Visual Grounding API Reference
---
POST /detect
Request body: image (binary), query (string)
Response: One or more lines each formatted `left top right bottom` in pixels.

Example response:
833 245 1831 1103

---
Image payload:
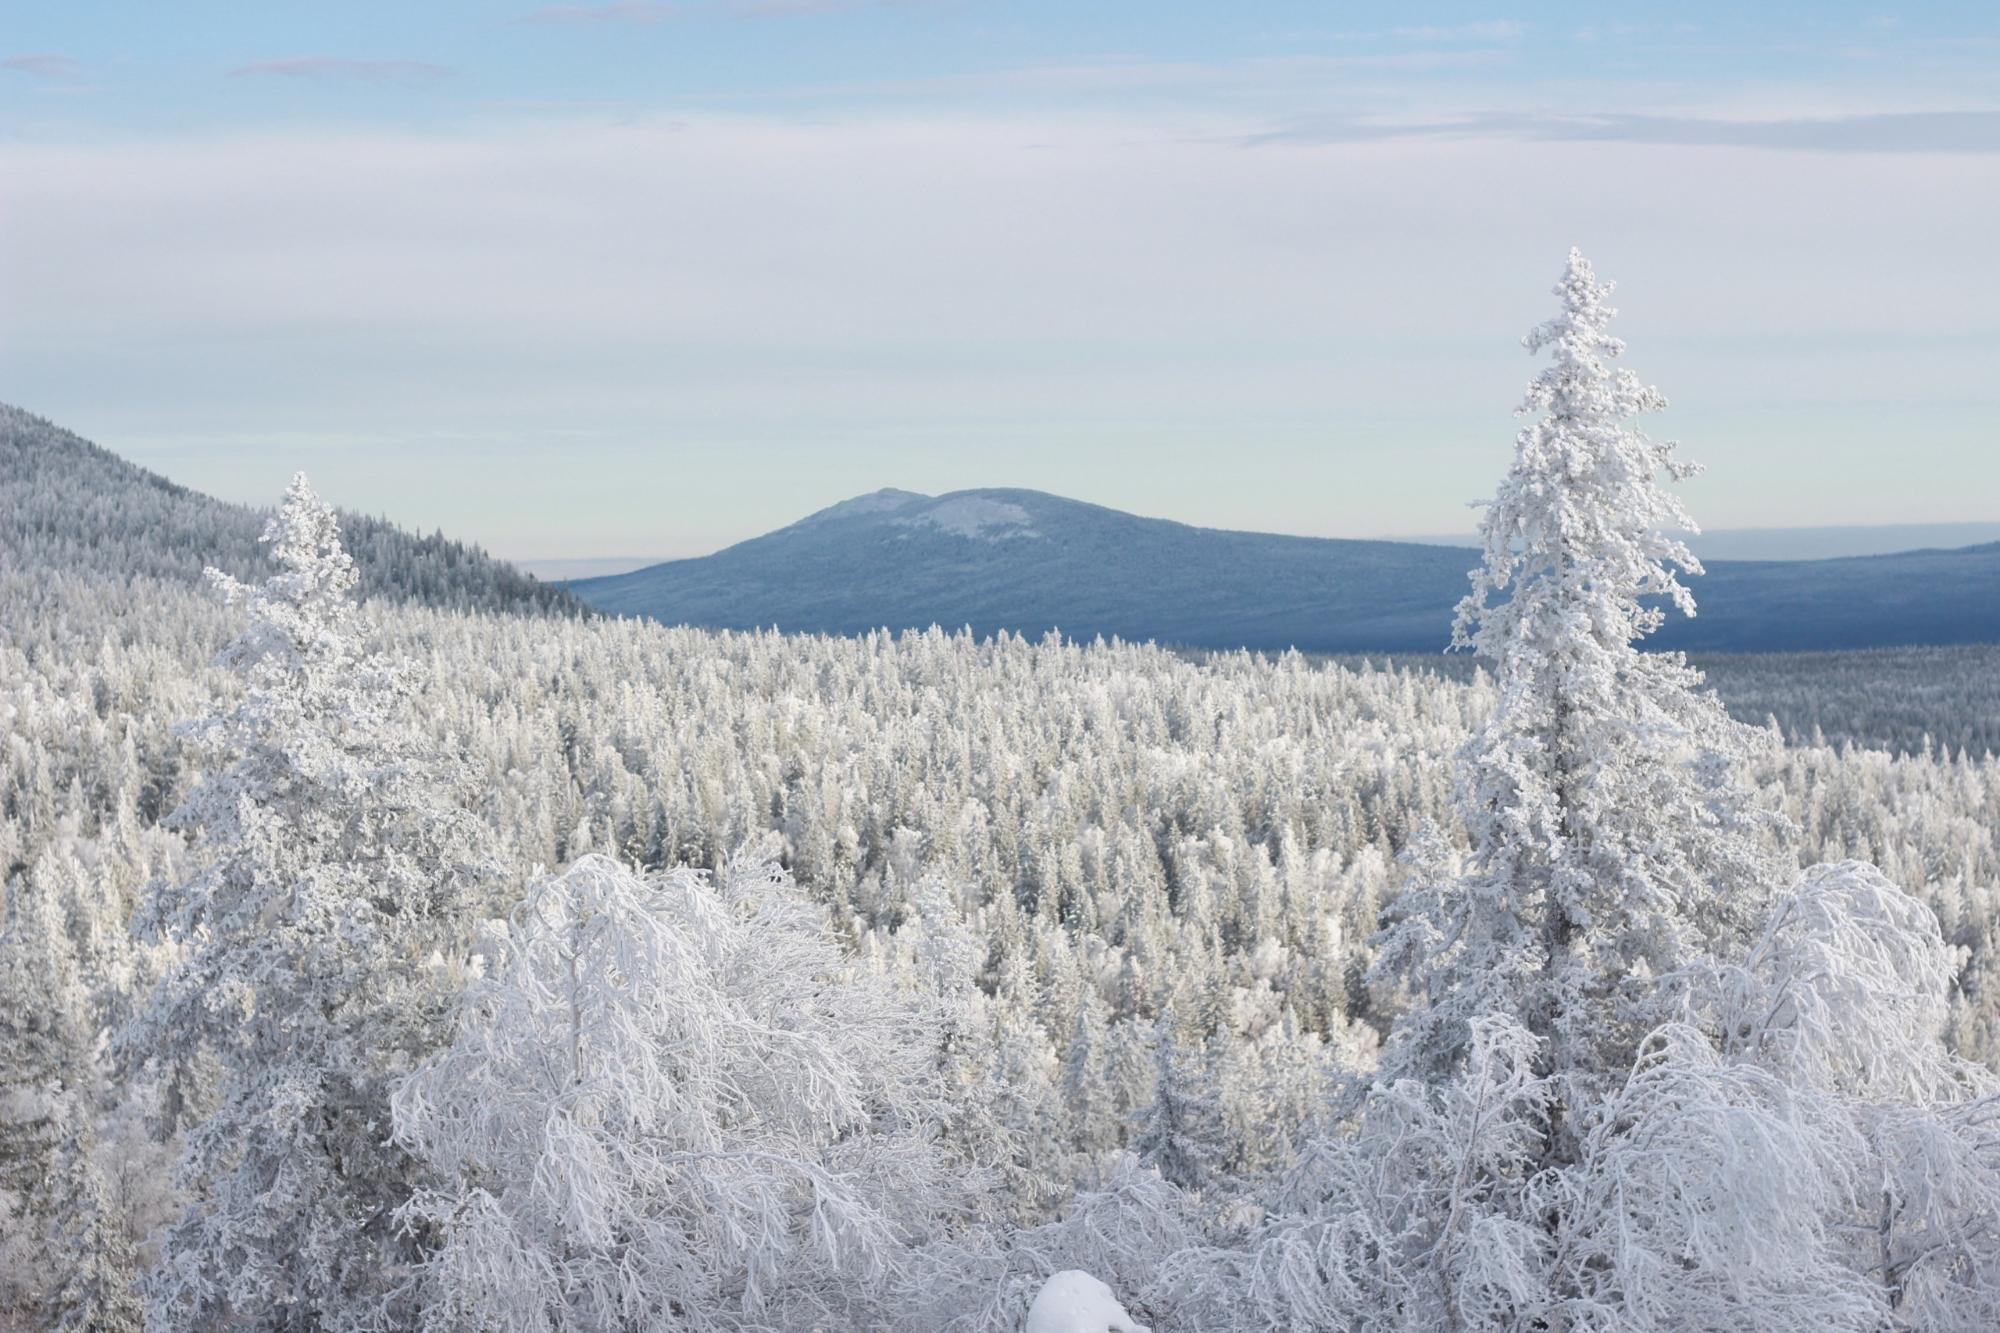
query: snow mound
1024 1270 1150 1333
897 496 1041 540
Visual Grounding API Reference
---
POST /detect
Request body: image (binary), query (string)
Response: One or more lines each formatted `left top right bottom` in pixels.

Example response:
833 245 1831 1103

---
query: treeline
1329 646 2000 759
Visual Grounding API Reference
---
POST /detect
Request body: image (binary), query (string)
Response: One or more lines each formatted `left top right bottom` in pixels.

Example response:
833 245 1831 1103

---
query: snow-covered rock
1024 1270 1150 1333
896 495 1040 540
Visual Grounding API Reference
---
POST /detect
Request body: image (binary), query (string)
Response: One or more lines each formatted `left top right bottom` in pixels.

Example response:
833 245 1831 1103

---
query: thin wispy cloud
1546 110 2000 153
1245 109 2000 155
742 48 1508 103
229 57 454 84
3 52 82 79
519 2 681 22
732 0 927 14
520 0 920 21
1392 21 1524 42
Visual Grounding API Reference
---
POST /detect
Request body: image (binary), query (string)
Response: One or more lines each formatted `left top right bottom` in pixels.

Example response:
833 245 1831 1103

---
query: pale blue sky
3 2 1996 560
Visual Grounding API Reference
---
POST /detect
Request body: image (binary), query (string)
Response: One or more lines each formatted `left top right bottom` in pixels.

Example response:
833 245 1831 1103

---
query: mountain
572 487 2000 654
1 404 583 617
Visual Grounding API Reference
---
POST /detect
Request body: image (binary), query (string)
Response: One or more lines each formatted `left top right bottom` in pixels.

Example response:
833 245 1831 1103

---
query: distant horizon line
508 513 2000 580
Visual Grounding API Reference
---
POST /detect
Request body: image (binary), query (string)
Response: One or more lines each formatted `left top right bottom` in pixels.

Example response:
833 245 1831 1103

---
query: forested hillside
0 404 581 616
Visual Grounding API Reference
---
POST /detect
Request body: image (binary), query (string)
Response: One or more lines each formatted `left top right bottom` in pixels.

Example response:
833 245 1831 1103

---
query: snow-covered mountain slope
572 487 2000 653
2 403 582 617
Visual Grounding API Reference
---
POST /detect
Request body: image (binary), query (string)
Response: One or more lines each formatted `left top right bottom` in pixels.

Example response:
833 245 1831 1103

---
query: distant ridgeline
574 486 2000 655
9 404 1996 653
0 404 583 617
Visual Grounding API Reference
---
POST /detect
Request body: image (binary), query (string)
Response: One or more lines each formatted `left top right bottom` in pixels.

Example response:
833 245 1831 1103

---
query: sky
2 2 1996 563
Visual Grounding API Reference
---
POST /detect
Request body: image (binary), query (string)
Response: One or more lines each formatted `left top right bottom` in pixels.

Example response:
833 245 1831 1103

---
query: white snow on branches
392 852 973 1332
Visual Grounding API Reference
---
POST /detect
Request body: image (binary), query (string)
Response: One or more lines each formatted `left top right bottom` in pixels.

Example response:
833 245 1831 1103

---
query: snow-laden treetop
1455 245 1704 659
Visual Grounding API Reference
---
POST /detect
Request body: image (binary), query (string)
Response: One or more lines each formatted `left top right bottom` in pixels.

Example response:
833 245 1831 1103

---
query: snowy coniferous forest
4 252 2000 1330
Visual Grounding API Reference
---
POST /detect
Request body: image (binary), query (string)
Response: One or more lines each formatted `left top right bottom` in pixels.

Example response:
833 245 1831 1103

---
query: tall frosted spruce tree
1375 247 1783 1131
128 476 490 1331
1198 251 2000 1333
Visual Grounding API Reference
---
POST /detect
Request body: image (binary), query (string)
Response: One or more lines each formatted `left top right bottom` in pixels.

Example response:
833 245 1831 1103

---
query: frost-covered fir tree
0 856 97 1323
1130 1010 1227 1196
126 475 490 1332
900 872 1019 1225
1193 253 2000 1333
393 853 972 1333
1063 983 1122 1156
1376 247 1783 1125
45 1130 146 1333
1 842 151 1329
